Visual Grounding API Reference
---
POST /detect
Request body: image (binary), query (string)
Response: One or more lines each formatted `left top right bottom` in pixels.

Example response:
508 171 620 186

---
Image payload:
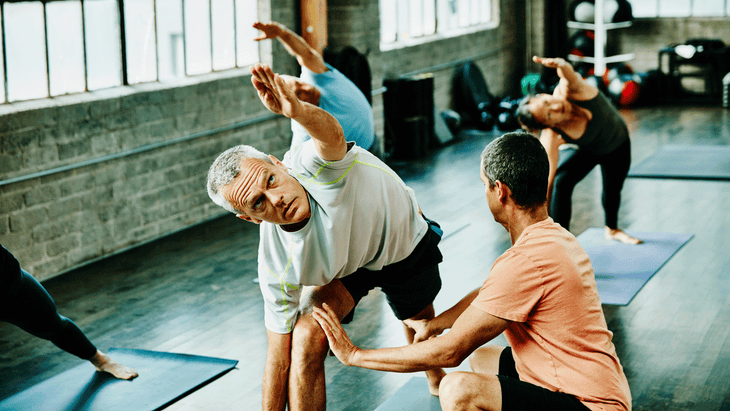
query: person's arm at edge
262 329 292 411
253 21 328 74
538 128 564 209
314 302 510 372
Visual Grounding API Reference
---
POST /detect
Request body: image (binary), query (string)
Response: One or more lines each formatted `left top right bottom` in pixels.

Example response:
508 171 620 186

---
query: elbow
438 348 471 369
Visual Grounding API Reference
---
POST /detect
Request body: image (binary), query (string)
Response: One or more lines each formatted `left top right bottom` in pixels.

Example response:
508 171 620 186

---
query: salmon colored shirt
472 218 631 411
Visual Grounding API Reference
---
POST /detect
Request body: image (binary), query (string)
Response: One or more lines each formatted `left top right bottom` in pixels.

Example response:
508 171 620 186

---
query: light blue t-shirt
290 64 375 151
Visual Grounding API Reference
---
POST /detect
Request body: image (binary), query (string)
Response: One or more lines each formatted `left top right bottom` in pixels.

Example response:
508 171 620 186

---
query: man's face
221 156 311 226
529 93 570 127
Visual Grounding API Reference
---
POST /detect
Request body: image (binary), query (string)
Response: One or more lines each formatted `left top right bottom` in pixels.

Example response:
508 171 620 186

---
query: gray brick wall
1 0 524 282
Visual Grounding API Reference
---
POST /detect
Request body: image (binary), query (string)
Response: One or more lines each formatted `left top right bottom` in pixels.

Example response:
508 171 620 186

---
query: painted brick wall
0 0 525 281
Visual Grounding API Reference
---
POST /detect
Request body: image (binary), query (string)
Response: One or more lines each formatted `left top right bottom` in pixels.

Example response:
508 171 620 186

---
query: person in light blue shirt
253 21 380 158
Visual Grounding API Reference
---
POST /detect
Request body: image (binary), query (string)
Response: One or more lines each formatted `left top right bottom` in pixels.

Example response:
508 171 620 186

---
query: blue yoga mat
374 377 441 411
0 348 238 411
627 145 730 180
577 229 693 305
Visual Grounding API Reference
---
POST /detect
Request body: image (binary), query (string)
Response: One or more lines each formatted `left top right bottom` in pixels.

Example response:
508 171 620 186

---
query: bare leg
288 280 355 411
605 227 642 245
439 371 502 411
404 304 446 396
88 350 138 379
469 345 505 375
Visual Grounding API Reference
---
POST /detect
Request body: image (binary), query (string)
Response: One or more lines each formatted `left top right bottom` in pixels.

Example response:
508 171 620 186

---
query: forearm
277 27 327 73
291 102 346 160
434 289 481 330
350 336 468 372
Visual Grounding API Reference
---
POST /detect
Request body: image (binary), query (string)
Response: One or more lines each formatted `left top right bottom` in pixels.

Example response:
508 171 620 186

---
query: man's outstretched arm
313 303 511 372
254 21 328 74
250 63 346 161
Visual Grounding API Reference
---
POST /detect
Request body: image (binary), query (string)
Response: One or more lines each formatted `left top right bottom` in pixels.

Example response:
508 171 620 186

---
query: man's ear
236 214 262 224
494 180 510 204
269 155 286 170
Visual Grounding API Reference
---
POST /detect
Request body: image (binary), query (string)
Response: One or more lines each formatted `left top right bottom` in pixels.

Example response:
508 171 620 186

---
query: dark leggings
550 138 632 230
1 245 97 360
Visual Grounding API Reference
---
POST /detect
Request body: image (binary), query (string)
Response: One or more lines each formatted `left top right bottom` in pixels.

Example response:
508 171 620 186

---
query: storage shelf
568 53 635 64
567 21 632 30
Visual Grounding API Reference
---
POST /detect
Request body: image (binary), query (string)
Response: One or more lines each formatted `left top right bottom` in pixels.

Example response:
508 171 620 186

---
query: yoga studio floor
2 105 729 411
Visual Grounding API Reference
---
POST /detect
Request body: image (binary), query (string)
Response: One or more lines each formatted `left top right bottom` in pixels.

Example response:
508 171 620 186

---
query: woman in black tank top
516 56 641 245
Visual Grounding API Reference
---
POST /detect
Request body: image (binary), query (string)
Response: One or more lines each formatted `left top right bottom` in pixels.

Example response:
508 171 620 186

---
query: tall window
380 0 497 48
628 0 730 17
0 0 265 104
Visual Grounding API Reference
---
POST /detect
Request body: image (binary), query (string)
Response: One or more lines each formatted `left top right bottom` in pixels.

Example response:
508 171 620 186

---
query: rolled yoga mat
577 229 693 305
0 348 238 411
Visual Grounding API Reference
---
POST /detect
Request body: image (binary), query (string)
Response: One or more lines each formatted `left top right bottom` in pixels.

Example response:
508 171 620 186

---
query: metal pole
43 1 51 97
118 0 129 84
81 0 89 91
1 3 9 102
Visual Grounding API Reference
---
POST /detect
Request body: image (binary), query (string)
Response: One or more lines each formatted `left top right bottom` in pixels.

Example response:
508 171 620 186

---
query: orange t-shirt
471 218 631 411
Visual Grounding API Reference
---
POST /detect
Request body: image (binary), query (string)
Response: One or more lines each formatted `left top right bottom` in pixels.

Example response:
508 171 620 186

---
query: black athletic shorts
498 347 592 411
339 219 443 323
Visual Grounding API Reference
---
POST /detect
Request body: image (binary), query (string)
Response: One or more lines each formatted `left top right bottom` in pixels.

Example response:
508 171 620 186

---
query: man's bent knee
439 372 501 411
291 314 329 359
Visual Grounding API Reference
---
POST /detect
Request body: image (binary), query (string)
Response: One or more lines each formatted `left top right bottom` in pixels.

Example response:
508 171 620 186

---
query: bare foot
426 368 447 396
605 227 642 245
89 350 139 380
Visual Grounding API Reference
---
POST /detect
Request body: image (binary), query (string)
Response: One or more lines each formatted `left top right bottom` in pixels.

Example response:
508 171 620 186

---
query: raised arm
538 128 565 209
533 56 597 101
250 63 346 160
254 21 328 74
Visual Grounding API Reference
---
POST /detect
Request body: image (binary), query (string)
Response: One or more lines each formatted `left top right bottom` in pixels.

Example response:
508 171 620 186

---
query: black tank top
554 92 629 156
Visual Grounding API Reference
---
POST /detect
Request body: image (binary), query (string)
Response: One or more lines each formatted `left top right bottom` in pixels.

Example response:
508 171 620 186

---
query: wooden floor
2 105 730 410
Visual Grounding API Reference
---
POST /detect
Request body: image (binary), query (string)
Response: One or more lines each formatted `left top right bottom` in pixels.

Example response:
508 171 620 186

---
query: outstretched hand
312 303 359 366
253 22 284 41
250 63 301 119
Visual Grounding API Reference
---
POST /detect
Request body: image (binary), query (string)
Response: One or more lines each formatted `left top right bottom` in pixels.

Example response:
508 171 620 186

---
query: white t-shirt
258 141 427 334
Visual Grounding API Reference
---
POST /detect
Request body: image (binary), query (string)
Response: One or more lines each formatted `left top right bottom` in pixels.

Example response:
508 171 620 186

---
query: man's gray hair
206 145 272 214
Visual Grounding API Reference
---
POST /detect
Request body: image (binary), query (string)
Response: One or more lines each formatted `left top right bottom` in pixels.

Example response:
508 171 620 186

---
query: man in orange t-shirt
314 132 632 411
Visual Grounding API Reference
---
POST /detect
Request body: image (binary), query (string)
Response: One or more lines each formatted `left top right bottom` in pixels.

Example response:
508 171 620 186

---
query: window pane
397 0 409 40
212 0 235 70
184 0 212 75
4 2 48 102
409 0 423 37
125 0 158 84
423 0 436 35
480 0 491 22
436 0 455 33
458 0 469 27
628 0 658 17
659 0 691 16
235 0 258 66
85 0 122 90
47 1 86 96
470 0 480 25
156 0 184 80
380 0 397 43
692 0 726 16
0 12 7 103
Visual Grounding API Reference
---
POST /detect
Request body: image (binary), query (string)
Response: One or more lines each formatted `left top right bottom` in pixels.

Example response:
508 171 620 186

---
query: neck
281 217 310 232
502 206 549 245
